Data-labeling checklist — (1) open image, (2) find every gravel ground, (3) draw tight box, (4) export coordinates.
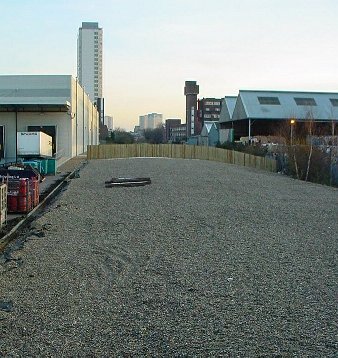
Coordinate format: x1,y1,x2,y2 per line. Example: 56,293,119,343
0,158,337,357
57,155,88,174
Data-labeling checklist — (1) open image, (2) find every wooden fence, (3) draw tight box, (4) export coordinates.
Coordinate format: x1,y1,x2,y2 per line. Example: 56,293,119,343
87,144,277,172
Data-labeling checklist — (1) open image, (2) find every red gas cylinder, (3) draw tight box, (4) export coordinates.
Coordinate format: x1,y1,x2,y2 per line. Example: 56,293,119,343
19,179,28,196
18,196,27,213
8,195,18,212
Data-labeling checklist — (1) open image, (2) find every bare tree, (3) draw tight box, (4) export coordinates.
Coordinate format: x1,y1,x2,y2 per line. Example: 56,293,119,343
305,112,314,182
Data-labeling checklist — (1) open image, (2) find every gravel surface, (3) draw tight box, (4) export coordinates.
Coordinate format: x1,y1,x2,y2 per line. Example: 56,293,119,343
57,155,87,174
1,158,337,357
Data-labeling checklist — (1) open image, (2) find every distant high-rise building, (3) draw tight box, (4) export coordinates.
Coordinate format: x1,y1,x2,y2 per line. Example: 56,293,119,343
139,115,147,130
147,113,163,129
184,81,199,137
104,115,113,132
139,113,163,130
77,22,103,102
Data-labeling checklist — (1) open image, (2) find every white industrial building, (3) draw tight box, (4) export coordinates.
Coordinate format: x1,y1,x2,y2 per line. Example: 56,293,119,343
0,75,99,167
77,22,103,102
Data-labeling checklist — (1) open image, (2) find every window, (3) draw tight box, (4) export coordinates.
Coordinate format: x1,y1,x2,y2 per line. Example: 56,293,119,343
329,98,338,107
258,96,280,105
294,98,317,106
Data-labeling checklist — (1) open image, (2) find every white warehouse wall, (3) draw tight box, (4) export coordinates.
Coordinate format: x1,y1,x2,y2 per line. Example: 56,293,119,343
0,75,99,167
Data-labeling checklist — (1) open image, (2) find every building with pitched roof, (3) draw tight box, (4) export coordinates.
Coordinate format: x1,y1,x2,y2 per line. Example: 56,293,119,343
221,90,338,141
199,121,219,147
219,96,237,125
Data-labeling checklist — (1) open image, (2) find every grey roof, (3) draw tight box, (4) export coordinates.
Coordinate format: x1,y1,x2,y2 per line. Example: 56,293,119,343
230,90,338,122
201,121,219,135
81,22,99,29
224,96,237,115
204,122,214,133
219,96,237,123
0,75,72,107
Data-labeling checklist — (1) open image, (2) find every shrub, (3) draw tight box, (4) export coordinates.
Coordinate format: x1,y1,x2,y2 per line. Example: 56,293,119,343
217,142,268,157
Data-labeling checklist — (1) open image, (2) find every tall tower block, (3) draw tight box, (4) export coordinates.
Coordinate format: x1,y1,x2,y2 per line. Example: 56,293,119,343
184,81,199,137
77,22,103,102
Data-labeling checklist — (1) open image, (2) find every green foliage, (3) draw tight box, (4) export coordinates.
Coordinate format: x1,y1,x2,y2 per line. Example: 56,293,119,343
106,129,134,144
143,127,164,144
286,145,331,185
217,142,268,157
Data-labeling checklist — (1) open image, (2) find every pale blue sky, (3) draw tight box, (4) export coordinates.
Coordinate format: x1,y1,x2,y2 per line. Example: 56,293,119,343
1,0,337,130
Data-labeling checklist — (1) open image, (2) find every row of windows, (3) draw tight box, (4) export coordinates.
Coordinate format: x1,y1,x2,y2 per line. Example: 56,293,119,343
203,114,220,119
204,107,221,112
170,127,186,132
204,101,221,106
258,96,338,107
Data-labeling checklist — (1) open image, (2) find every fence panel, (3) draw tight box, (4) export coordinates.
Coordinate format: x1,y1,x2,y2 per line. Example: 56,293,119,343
86,144,277,172
233,151,245,166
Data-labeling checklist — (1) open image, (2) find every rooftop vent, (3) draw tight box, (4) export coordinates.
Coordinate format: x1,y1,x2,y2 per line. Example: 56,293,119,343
329,98,338,107
257,97,280,105
294,98,317,106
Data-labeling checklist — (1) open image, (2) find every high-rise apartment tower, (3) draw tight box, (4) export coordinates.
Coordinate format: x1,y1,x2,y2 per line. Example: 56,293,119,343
139,113,163,130
77,22,103,102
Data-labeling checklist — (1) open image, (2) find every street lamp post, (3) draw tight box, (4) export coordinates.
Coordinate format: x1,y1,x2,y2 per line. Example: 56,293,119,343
290,119,296,146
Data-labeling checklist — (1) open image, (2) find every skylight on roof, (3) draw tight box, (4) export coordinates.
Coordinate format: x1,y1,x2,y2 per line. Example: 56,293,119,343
329,98,338,107
294,98,317,106
257,97,280,105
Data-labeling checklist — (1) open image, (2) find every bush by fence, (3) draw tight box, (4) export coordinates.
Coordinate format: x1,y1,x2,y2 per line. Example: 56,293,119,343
87,144,277,172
